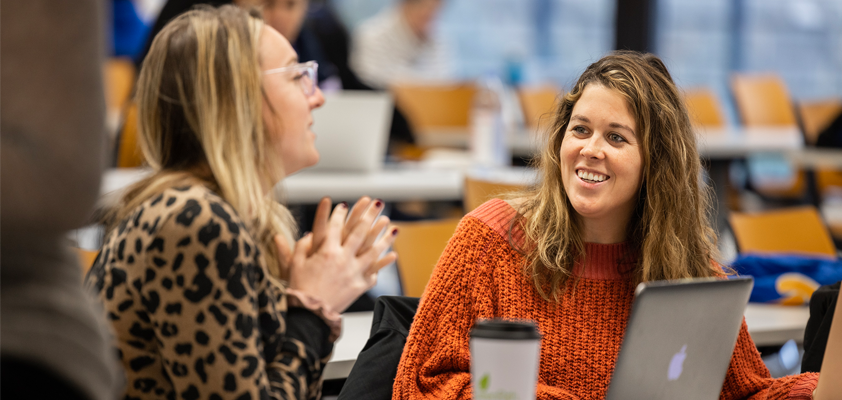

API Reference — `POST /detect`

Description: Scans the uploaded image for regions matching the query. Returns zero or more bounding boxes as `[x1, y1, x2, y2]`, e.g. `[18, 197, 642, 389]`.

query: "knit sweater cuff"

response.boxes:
[788, 372, 819, 399]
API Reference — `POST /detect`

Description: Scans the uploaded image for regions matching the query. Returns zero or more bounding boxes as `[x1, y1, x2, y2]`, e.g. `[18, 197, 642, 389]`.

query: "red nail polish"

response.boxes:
[374, 200, 383, 208]
[392, 228, 399, 236]
[339, 202, 348, 208]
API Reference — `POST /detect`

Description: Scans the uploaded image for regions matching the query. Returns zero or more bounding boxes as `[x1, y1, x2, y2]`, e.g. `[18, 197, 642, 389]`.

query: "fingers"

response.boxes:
[291, 232, 313, 270]
[357, 215, 390, 256]
[309, 197, 332, 256]
[367, 251, 397, 275]
[343, 196, 372, 243]
[344, 199, 386, 250]
[361, 225, 398, 269]
[324, 201, 349, 246]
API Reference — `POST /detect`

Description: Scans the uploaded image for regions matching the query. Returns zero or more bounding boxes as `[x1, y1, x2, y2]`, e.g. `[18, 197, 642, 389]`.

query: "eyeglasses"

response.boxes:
[263, 60, 319, 96]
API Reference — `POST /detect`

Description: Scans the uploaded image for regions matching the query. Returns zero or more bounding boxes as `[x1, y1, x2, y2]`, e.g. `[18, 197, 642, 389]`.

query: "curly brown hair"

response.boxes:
[512, 51, 722, 301]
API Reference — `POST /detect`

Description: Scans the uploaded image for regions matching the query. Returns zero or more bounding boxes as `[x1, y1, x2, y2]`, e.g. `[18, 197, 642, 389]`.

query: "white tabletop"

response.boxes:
[100, 164, 540, 206]
[325, 303, 810, 380]
[695, 126, 804, 159]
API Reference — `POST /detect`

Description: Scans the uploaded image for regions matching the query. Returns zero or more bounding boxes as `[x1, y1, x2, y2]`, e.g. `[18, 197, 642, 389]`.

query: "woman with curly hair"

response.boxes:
[393, 51, 820, 399]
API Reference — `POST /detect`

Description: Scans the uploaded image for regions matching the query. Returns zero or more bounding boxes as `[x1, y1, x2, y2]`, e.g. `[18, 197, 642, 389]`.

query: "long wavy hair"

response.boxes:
[112, 5, 295, 278]
[512, 51, 722, 301]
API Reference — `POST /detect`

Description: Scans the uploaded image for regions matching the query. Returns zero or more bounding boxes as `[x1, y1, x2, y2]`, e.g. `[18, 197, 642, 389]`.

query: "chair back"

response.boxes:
[729, 206, 837, 258]
[75, 248, 99, 276]
[104, 58, 136, 115]
[683, 88, 725, 127]
[730, 73, 797, 126]
[463, 176, 526, 213]
[798, 98, 842, 146]
[392, 218, 461, 297]
[390, 83, 476, 146]
[518, 85, 559, 130]
[116, 102, 145, 168]
[798, 98, 842, 199]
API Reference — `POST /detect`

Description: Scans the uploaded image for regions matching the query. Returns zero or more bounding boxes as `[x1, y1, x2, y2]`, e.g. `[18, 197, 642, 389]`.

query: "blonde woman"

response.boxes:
[392, 52, 820, 399]
[85, 5, 397, 399]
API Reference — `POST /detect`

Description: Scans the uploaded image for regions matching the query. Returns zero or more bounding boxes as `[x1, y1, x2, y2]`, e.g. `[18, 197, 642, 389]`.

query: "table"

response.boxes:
[100, 166, 465, 206]
[100, 164, 540, 207]
[325, 304, 811, 380]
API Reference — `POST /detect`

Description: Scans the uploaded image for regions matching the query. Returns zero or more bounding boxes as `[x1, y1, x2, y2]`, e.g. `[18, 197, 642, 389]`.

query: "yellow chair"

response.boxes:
[683, 88, 726, 128]
[392, 218, 461, 297]
[390, 83, 476, 146]
[797, 98, 842, 146]
[518, 85, 560, 131]
[75, 248, 99, 276]
[729, 206, 837, 258]
[116, 102, 145, 168]
[731, 74, 798, 127]
[463, 176, 527, 213]
[798, 98, 842, 241]
[798, 99, 842, 196]
[730, 73, 805, 198]
[104, 58, 136, 115]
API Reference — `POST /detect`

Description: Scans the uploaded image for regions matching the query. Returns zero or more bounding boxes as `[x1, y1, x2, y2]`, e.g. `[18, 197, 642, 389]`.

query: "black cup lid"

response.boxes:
[470, 319, 541, 340]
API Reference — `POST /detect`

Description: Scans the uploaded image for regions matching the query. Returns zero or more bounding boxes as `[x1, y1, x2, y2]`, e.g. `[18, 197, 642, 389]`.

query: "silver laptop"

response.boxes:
[606, 277, 754, 400]
[308, 90, 393, 172]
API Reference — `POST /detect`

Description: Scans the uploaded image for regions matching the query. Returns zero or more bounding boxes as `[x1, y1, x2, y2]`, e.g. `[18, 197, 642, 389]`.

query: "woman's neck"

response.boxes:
[580, 215, 631, 244]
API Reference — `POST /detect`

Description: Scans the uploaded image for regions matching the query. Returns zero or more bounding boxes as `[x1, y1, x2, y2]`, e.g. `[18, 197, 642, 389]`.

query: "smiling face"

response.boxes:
[559, 84, 643, 242]
[259, 25, 324, 179]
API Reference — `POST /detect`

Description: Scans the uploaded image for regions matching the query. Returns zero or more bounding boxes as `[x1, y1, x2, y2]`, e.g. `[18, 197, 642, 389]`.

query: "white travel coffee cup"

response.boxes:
[470, 319, 542, 400]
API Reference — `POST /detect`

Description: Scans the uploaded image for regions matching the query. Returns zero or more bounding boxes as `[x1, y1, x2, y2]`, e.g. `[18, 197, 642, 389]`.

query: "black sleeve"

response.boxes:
[801, 281, 841, 373]
[286, 307, 334, 360]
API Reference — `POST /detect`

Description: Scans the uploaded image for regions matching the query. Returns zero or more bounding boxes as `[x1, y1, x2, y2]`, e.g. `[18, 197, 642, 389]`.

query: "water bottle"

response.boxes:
[470, 73, 510, 167]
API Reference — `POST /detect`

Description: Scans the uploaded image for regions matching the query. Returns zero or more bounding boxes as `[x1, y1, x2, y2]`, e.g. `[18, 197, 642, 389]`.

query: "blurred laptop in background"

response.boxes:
[309, 90, 393, 173]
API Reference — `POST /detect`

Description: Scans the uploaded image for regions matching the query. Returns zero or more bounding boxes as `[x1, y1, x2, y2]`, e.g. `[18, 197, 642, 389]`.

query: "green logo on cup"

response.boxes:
[479, 374, 490, 391]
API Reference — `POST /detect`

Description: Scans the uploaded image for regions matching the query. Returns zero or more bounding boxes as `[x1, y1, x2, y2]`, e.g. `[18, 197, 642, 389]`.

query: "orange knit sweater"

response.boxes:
[393, 199, 818, 400]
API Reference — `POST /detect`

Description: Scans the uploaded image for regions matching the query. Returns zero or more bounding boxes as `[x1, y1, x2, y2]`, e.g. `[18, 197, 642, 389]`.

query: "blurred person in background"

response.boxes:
[350, 0, 450, 89]
[137, 0, 342, 90]
[1, 0, 122, 399]
[86, 5, 398, 398]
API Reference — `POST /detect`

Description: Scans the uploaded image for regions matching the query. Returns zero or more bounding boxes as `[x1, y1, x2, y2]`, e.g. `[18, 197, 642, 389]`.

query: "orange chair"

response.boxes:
[104, 58, 136, 115]
[75, 248, 100, 276]
[390, 83, 476, 147]
[463, 176, 527, 213]
[683, 88, 726, 128]
[729, 206, 837, 258]
[518, 85, 560, 131]
[798, 98, 842, 240]
[798, 99, 842, 196]
[730, 73, 805, 198]
[391, 218, 461, 297]
[116, 102, 145, 168]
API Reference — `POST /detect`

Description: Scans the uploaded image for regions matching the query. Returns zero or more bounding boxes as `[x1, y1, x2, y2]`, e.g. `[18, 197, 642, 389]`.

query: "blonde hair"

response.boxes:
[512, 51, 722, 301]
[113, 5, 295, 277]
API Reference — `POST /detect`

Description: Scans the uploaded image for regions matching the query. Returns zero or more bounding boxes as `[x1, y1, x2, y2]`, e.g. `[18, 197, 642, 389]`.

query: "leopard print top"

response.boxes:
[86, 184, 331, 400]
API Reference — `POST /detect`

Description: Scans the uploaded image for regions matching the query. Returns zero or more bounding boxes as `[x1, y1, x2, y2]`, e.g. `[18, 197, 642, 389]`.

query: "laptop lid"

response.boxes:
[606, 277, 754, 400]
[308, 90, 393, 172]
[814, 286, 842, 397]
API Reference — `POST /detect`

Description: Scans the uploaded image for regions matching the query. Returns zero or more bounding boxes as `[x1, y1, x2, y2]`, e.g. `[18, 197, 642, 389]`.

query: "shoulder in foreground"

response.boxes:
[465, 198, 526, 240]
[116, 184, 244, 239]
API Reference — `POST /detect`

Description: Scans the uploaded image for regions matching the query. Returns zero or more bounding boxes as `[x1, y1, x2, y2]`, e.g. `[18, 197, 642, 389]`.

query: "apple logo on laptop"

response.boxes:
[668, 345, 687, 381]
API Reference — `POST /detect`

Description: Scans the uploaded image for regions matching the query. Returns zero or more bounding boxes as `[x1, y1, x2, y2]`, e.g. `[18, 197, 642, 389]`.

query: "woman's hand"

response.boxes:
[275, 197, 398, 313]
